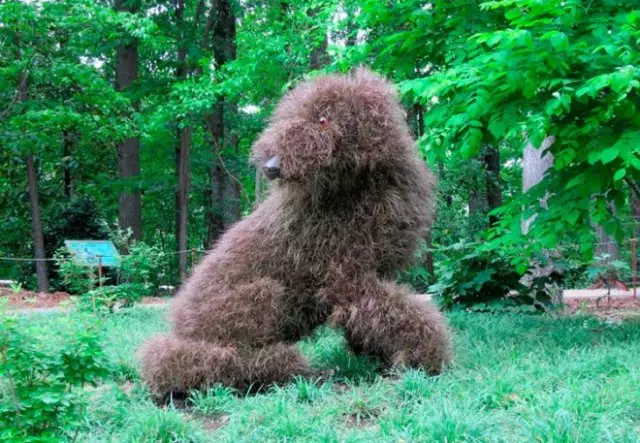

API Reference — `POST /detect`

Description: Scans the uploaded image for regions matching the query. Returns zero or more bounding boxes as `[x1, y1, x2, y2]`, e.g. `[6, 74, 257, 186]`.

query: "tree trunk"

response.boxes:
[522, 136, 555, 234]
[483, 145, 502, 226]
[595, 223, 619, 259]
[14, 31, 48, 292]
[631, 188, 640, 239]
[175, 0, 192, 278]
[345, 2, 358, 47]
[115, 0, 142, 240]
[63, 130, 73, 198]
[176, 127, 192, 278]
[227, 128, 242, 221]
[309, 7, 329, 70]
[204, 0, 237, 246]
[26, 155, 49, 293]
[205, 103, 227, 247]
[469, 182, 487, 216]
[409, 102, 433, 278]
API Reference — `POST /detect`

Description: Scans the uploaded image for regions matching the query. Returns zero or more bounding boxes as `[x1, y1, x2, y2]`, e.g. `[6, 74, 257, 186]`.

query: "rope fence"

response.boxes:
[2, 238, 640, 263]
[2, 240, 640, 297]
[0, 248, 205, 263]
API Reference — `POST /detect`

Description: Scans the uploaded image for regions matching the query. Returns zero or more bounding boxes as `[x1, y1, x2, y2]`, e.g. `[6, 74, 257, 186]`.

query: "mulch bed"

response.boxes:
[564, 295, 640, 321]
[3, 286, 640, 321]
[0, 287, 72, 309]
[0, 287, 169, 310]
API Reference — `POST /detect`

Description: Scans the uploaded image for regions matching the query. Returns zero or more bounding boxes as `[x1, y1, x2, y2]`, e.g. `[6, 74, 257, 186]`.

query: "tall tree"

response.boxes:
[175, 0, 191, 279]
[522, 136, 555, 235]
[26, 155, 49, 292]
[204, 0, 237, 247]
[115, 0, 142, 240]
[484, 145, 502, 226]
[11, 23, 49, 292]
[308, 7, 329, 70]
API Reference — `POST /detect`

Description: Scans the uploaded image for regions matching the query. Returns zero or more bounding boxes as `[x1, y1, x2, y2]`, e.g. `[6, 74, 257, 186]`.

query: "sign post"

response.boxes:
[64, 240, 120, 268]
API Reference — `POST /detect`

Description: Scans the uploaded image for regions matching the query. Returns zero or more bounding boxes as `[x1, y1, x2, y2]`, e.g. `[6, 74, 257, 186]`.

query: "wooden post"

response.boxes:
[191, 249, 196, 275]
[97, 254, 103, 288]
[631, 238, 637, 298]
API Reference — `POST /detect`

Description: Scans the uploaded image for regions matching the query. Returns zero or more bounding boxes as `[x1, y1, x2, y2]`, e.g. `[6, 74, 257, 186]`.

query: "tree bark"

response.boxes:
[176, 126, 192, 278]
[631, 188, 640, 239]
[14, 31, 48, 292]
[205, 103, 227, 247]
[483, 145, 502, 226]
[62, 129, 73, 198]
[175, 0, 192, 279]
[522, 136, 555, 234]
[408, 102, 433, 278]
[309, 7, 329, 70]
[204, 0, 237, 246]
[26, 155, 49, 293]
[115, 0, 142, 240]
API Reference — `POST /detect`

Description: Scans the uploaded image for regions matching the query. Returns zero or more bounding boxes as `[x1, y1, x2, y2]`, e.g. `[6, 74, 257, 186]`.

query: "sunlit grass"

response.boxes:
[17, 307, 640, 442]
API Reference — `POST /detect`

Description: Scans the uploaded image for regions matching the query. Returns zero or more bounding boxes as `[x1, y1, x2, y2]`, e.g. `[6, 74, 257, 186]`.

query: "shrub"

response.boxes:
[39, 196, 109, 292]
[429, 242, 564, 312]
[0, 306, 110, 441]
[119, 242, 174, 295]
[54, 247, 99, 295]
[79, 283, 148, 313]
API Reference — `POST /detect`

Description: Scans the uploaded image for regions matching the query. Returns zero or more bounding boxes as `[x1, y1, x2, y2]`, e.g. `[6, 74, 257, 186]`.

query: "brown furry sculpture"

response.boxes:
[139, 68, 451, 399]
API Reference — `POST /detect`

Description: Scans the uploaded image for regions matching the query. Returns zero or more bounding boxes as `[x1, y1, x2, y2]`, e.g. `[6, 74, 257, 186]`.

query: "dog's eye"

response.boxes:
[319, 117, 330, 127]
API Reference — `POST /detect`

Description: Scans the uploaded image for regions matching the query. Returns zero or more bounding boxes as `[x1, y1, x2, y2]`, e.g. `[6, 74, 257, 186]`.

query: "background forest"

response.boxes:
[1, 0, 639, 309]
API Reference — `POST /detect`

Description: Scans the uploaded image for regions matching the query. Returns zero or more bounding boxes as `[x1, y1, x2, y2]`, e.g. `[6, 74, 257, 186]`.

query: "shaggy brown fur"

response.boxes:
[139, 67, 451, 398]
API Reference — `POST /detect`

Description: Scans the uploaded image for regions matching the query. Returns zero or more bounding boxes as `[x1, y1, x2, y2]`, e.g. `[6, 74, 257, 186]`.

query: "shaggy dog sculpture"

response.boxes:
[140, 68, 451, 398]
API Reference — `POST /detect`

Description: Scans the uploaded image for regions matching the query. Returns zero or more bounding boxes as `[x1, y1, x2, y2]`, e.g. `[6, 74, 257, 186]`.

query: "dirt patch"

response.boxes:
[195, 414, 229, 432]
[564, 295, 640, 322]
[1, 287, 170, 310]
[0, 287, 71, 309]
[344, 408, 381, 428]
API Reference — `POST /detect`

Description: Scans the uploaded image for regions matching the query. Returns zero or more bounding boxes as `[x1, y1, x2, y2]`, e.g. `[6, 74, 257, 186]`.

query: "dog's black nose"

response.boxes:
[263, 155, 281, 180]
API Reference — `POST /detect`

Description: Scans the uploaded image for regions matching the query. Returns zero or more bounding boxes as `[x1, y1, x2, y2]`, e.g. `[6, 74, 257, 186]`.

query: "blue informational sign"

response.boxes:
[64, 240, 121, 267]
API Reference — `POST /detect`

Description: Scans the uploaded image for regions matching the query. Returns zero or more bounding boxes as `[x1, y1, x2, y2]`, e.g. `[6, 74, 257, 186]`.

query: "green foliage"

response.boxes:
[54, 247, 98, 295]
[119, 242, 173, 295]
[30, 307, 639, 441]
[586, 255, 632, 287]
[80, 283, 147, 314]
[0, 307, 109, 442]
[398, 0, 640, 250]
[188, 384, 235, 415]
[1, 0, 639, 312]
[429, 241, 563, 311]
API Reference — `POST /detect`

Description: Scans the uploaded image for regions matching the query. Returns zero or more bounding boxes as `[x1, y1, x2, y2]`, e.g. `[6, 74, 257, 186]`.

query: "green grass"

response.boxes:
[15, 307, 640, 442]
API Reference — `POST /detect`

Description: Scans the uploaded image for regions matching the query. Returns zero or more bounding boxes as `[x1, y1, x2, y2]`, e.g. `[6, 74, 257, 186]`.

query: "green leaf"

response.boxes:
[461, 127, 483, 158]
[550, 32, 569, 51]
[600, 147, 619, 164]
[609, 67, 635, 94]
[614, 168, 626, 181]
[488, 118, 506, 139]
[588, 150, 601, 165]
[566, 210, 580, 225]
[565, 175, 584, 189]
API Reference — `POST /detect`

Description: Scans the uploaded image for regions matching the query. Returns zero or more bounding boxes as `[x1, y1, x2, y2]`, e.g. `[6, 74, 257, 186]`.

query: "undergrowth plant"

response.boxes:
[80, 283, 148, 313]
[54, 248, 98, 295]
[118, 242, 174, 296]
[429, 241, 570, 312]
[0, 305, 110, 442]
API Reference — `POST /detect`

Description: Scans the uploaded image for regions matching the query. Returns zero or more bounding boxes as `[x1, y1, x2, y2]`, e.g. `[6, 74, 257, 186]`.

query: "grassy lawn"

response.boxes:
[14, 307, 640, 442]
